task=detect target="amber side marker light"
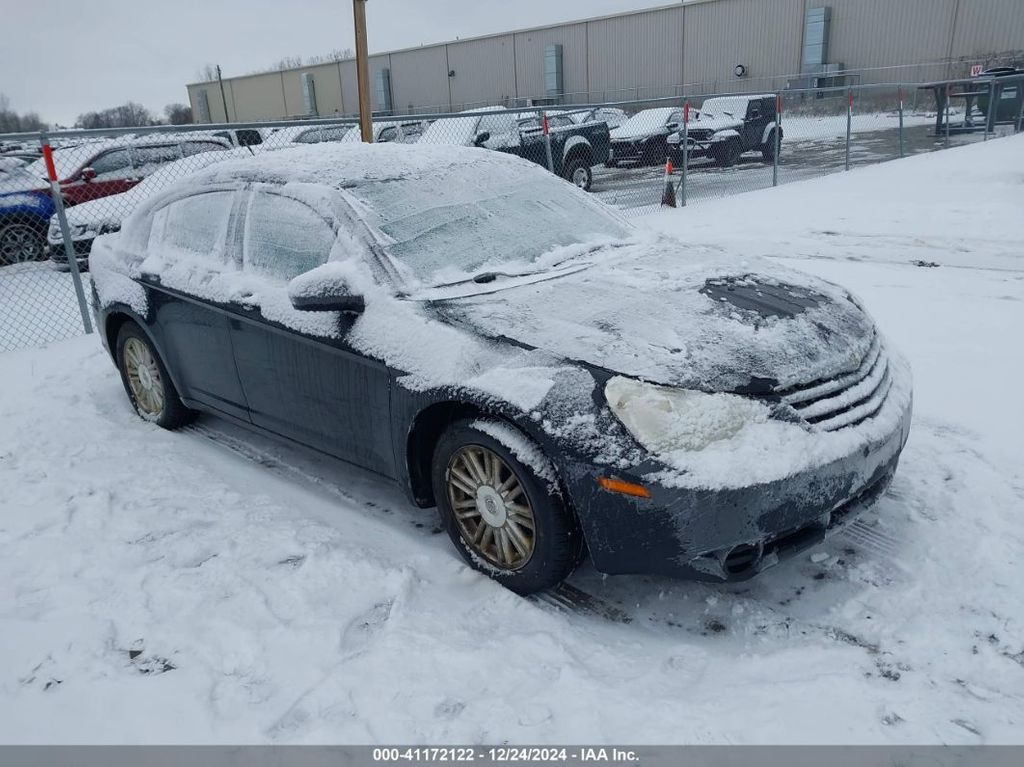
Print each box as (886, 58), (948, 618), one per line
(597, 476), (652, 499)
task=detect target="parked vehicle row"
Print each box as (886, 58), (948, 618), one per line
(1, 98), (783, 269)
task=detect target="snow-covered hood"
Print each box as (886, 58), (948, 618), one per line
(610, 123), (671, 141)
(686, 114), (743, 133)
(429, 237), (876, 394)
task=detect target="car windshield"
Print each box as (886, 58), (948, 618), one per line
(24, 142), (111, 181)
(699, 97), (753, 118)
(418, 115), (481, 146)
(346, 163), (631, 287)
(616, 108), (677, 133)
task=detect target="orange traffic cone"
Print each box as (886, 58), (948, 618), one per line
(661, 159), (677, 207)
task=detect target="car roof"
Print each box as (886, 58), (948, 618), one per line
(177, 141), (537, 191)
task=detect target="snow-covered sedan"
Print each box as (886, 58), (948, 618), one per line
(89, 143), (912, 594)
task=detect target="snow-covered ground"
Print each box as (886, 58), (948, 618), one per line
(1, 135), (1022, 744)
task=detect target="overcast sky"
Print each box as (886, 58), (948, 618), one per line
(0, 0), (670, 126)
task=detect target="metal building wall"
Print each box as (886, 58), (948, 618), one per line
(513, 22), (589, 104)
(818, 0), (958, 84)
(683, 0), (804, 94)
(446, 34), (517, 109)
(585, 6), (685, 101)
(222, 72), (286, 121)
(390, 46), (452, 112)
(950, 0), (1024, 68)
(187, 0), (1024, 122)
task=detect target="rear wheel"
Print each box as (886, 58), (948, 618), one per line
(432, 420), (583, 594)
(0, 223), (45, 266)
(116, 321), (196, 429)
(563, 156), (593, 191)
(762, 130), (780, 162)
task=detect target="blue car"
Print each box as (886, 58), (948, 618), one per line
(0, 169), (54, 265)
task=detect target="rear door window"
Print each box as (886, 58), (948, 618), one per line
(242, 192), (335, 281)
(148, 191), (235, 263)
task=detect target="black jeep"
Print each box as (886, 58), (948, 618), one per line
(668, 95), (782, 167)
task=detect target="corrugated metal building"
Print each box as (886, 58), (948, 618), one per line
(187, 0), (1024, 122)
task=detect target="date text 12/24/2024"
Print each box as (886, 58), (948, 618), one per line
(373, 748), (640, 763)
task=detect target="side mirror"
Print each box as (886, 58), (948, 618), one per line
(666, 123), (680, 132)
(288, 266), (365, 313)
(80, 167), (97, 182)
(473, 131), (491, 146)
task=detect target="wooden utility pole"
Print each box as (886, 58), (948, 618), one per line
(353, 0), (373, 142)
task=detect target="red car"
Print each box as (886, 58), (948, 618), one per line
(23, 136), (231, 207)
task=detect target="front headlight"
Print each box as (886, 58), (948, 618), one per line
(605, 376), (770, 453)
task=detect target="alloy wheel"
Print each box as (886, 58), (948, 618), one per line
(0, 225), (42, 265)
(446, 444), (536, 570)
(123, 337), (166, 419)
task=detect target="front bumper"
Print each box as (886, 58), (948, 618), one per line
(564, 394), (913, 581)
(48, 236), (94, 265)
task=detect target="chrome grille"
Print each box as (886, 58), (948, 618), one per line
(777, 334), (892, 432)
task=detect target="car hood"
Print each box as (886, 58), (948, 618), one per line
(428, 236), (876, 393)
(610, 125), (668, 141)
(687, 114), (743, 132)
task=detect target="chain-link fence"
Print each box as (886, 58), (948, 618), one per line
(2, 74), (1022, 353)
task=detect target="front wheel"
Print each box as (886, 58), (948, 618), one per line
(0, 223), (45, 266)
(116, 321), (196, 429)
(712, 138), (743, 167)
(432, 420), (583, 594)
(563, 157), (593, 191)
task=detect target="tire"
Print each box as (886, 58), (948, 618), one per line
(0, 223), (46, 266)
(431, 419), (583, 595)
(563, 156), (593, 191)
(762, 130), (780, 162)
(115, 321), (196, 430)
(712, 138), (743, 167)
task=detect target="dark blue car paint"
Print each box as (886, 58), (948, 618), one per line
(95, 270), (911, 582)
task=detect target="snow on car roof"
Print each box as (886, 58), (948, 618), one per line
(178, 141), (544, 190)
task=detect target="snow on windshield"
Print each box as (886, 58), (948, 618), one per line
(698, 97), (753, 118)
(346, 162), (631, 286)
(615, 108), (678, 134)
(419, 115), (480, 146)
(25, 141), (110, 181)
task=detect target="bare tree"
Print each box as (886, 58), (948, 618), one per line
(164, 103), (193, 125)
(195, 63), (219, 82)
(0, 92), (48, 133)
(76, 102), (155, 129)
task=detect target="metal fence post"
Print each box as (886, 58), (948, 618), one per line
(680, 100), (689, 207)
(945, 83), (951, 147)
(773, 92), (782, 186)
(898, 86), (905, 159)
(984, 78), (994, 140)
(1017, 77), (1024, 133)
(39, 131), (92, 335)
(845, 87), (853, 171)
(542, 111), (555, 174)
